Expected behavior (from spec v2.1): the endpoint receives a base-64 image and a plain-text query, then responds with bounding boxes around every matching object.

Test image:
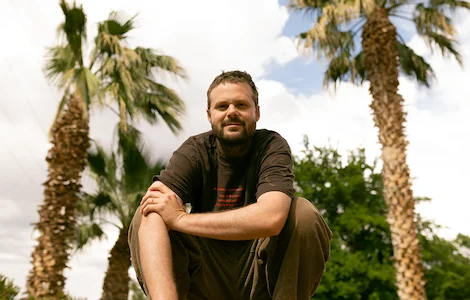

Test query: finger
[142,203,161,216]
[141,190,163,206]
[148,180,172,194]
[141,196,161,213]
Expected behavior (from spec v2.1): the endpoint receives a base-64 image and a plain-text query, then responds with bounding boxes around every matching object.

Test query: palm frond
[44,45,76,87]
[74,67,102,118]
[116,60,136,102]
[87,144,110,178]
[59,0,87,66]
[75,222,106,250]
[117,124,144,165]
[77,136,167,250]
[134,47,187,79]
[288,0,331,12]
[422,31,462,65]
[91,145,118,190]
[101,11,137,37]
[414,4,455,36]
[297,20,356,60]
[76,191,115,220]
[397,42,435,87]
[121,47,142,68]
[76,192,94,216]
[134,81,186,133]
[97,49,140,115]
[430,0,470,11]
[118,130,160,193]
[89,192,116,217]
[92,12,138,62]
[323,49,365,88]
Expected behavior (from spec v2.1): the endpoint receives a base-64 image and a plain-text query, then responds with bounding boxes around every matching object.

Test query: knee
[291,197,332,241]
[292,197,321,229]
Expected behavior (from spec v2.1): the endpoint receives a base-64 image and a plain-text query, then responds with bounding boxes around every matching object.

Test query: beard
[212,117,255,146]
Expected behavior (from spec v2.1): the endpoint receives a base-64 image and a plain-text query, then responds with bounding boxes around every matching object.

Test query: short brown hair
[206,70,259,109]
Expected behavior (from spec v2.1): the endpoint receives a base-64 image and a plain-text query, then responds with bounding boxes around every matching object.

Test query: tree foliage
[0,274,20,300]
[289,0,469,89]
[293,138,470,299]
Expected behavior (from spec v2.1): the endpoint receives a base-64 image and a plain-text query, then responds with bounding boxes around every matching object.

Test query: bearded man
[129,70,332,300]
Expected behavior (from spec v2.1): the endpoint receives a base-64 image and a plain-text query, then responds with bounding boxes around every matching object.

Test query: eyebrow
[215,99,250,105]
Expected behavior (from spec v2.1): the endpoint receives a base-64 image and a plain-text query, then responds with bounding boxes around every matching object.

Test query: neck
[217,139,252,159]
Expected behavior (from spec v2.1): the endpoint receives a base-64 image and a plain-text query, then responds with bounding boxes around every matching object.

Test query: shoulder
[253,129,291,152]
[177,130,215,151]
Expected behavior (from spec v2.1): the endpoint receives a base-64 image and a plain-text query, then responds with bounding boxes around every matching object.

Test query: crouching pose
[129,70,332,300]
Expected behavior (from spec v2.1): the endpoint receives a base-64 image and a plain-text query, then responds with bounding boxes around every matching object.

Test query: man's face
[207,82,260,145]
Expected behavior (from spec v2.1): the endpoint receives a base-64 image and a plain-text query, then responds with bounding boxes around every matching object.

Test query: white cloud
[0,0,298,299]
[257,19,470,241]
[0,0,469,299]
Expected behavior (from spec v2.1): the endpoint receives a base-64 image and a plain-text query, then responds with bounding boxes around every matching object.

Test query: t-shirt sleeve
[256,134,295,199]
[152,138,199,205]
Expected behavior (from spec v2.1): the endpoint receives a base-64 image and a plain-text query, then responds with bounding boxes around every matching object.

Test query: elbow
[266,214,287,237]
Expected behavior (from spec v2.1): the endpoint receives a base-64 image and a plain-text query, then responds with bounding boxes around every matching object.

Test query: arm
[174,191,291,240]
[141,182,291,240]
[141,132,295,240]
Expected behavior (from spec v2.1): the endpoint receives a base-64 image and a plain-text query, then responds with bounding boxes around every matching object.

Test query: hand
[140,181,187,230]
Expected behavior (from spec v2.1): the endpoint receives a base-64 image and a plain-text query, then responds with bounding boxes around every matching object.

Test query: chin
[223,133,243,141]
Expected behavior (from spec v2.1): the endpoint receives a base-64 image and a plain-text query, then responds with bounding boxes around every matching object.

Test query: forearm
[138,213,177,300]
[173,202,284,240]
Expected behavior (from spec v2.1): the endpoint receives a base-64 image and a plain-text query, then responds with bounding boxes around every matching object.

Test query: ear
[256,106,260,122]
[206,108,211,122]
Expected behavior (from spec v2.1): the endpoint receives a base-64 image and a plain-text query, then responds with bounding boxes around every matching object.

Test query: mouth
[224,123,243,127]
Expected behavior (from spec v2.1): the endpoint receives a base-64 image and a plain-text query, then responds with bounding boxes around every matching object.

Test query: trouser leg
[128,208,210,299]
[241,197,333,300]
[129,197,332,300]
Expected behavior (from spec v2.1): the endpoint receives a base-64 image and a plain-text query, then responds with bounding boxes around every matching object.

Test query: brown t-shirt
[153,129,295,213]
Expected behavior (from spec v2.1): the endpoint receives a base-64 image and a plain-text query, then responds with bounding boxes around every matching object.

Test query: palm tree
[26,3,186,298]
[91,12,187,135]
[288,0,469,299]
[75,129,165,300]
[26,2,100,298]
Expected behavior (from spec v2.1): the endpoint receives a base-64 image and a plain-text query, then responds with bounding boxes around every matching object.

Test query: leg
[128,209,177,299]
[128,209,216,300]
[258,197,332,300]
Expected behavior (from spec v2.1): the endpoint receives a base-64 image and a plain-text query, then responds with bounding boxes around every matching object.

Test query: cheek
[242,112,257,123]
[210,113,224,124]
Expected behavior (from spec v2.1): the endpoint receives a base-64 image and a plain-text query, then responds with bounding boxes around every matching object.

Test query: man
[128,70,332,300]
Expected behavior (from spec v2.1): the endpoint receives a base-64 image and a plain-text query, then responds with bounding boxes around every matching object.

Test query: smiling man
[128,70,332,300]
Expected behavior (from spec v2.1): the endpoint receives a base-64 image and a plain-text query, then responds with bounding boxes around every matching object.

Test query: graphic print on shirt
[213,156,248,211]
[214,186,245,210]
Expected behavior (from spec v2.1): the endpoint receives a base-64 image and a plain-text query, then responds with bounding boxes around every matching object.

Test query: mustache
[222,118,245,126]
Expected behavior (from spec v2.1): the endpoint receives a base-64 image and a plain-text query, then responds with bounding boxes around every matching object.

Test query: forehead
[209,82,254,104]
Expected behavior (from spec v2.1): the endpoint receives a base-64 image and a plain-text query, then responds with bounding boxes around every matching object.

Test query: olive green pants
[128,197,332,300]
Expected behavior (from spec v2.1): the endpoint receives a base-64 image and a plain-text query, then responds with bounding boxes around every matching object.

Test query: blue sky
[267,0,327,95]
[268,0,421,96]
[1,1,469,299]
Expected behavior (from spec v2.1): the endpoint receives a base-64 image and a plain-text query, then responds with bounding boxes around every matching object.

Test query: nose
[226,104,239,117]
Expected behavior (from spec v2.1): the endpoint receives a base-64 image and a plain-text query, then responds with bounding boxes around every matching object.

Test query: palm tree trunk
[362,7,427,300]
[25,95,90,299]
[101,227,131,300]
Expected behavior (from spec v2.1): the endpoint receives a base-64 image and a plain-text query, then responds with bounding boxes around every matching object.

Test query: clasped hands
[140,181,187,230]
